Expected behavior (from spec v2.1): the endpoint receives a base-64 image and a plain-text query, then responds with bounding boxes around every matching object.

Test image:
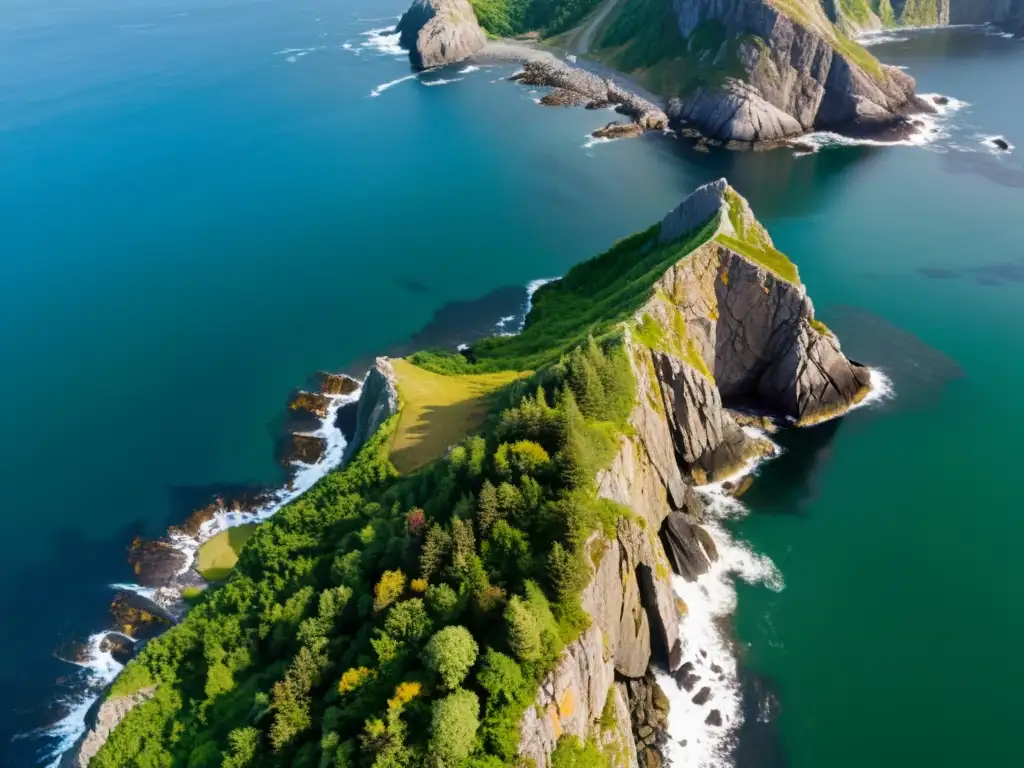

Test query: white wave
[458,65,481,74]
[494,314,517,331]
[982,134,1015,153]
[369,73,418,97]
[582,134,614,149]
[358,15,402,23]
[793,94,966,156]
[658,487,783,768]
[857,32,909,46]
[521,278,558,331]
[566,53,577,63]
[360,25,404,56]
[37,632,127,767]
[421,77,464,87]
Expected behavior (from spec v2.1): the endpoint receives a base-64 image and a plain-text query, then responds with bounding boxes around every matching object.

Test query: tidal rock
[705,708,723,727]
[316,371,360,396]
[993,137,1010,151]
[692,686,713,706]
[109,591,173,640]
[395,0,485,69]
[288,390,332,419]
[540,88,589,107]
[592,121,643,140]
[933,95,950,106]
[659,512,717,582]
[99,633,135,666]
[126,537,187,587]
[281,433,326,465]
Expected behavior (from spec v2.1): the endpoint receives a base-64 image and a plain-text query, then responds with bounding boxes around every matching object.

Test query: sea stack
[395,0,486,69]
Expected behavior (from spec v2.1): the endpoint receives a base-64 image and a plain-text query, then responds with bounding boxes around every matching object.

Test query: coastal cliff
[828,0,1024,34]
[395,0,486,68]
[80,179,872,768]
[587,0,929,143]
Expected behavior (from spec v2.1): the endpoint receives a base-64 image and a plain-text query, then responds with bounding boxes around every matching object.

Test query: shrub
[430,689,480,766]
[425,626,479,689]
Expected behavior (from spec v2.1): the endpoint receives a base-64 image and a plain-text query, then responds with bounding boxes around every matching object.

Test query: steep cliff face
[395,0,487,69]
[667,0,927,141]
[60,688,155,768]
[343,357,398,462]
[516,178,870,767]
[831,0,1023,33]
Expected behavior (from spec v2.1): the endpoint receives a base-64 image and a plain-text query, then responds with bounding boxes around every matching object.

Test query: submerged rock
[395,0,486,69]
[281,433,327,466]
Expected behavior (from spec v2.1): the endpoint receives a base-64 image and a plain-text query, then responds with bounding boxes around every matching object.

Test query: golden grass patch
[388,359,529,473]
[196,523,257,581]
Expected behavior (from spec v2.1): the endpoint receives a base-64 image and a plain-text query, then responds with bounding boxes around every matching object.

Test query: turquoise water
[1,1,1021,764]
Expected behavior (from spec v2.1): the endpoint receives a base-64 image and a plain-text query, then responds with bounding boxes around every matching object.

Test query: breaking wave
[369,73,418,97]
[657,463,783,767]
[793,94,968,156]
[421,77,464,87]
[458,65,481,74]
[360,25,403,57]
[657,374,894,765]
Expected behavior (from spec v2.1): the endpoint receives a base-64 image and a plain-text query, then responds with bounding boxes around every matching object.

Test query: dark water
[1,2,1021,764]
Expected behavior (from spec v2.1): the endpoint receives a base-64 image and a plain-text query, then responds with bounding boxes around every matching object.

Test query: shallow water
[0,3,1021,764]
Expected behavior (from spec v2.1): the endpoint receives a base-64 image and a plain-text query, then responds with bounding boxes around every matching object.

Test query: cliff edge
[395,0,486,69]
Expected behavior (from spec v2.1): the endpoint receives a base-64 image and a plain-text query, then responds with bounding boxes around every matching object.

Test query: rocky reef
[395,0,486,69]
[511,58,668,138]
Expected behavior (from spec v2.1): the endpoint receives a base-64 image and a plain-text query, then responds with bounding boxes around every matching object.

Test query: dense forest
[468,0,604,38]
[93,217,717,768]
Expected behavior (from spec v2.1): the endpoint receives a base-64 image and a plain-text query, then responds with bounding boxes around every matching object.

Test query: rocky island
[395,0,1022,148]
[69,179,877,767]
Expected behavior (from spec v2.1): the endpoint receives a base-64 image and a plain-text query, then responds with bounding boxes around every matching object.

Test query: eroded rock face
[512,59,668,135]
[344,358,399,462]
[60,687,155,768]
[664,0,930,142]
[395,0,486,69]
[660,512,718,582]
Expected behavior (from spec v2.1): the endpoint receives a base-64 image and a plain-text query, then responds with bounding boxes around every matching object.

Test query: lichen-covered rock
[60,687,155,768]
[344,358,399,461]
[395,0,486,69]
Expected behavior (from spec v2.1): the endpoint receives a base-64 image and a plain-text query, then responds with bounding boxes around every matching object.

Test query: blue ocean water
[1,1,1022,765]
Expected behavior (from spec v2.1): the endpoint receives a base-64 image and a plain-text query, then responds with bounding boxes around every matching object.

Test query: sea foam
[370,73,418,97]
[360,26,404,57]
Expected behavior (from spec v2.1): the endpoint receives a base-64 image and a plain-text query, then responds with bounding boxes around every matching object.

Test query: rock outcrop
[344,358,399,461]
[395,0,486,69]
[511,58,668,136]
[60,687,155,768]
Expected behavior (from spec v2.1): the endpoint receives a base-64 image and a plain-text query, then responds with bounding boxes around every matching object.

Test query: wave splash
[656,370,892,766]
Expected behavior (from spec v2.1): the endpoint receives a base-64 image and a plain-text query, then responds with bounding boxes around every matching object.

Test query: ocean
[0,1,1021,765]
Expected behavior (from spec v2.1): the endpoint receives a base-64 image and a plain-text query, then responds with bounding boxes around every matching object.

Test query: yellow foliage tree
[373,569,406,612]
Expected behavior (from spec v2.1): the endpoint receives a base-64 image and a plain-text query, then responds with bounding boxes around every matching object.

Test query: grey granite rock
[395,0,486,69]
[344,358,399,462]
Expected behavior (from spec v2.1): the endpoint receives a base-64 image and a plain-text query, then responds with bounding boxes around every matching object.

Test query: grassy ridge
[469,0,605,37]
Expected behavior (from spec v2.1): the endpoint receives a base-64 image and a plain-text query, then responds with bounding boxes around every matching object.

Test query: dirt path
[569,0,622,55]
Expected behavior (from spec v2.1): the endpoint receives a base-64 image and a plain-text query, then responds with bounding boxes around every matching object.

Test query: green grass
[412,216,720,376]
[388,359,530,473]
[718,189,800,285]
[631,309,712,380]
[809,318,832,336]
[196,524,257,581]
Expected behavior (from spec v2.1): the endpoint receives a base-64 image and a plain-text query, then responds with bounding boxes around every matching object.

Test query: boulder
[659,512,717,582]
[395,0,486,69]
[316,371,360,396]
[126,537,188,587]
